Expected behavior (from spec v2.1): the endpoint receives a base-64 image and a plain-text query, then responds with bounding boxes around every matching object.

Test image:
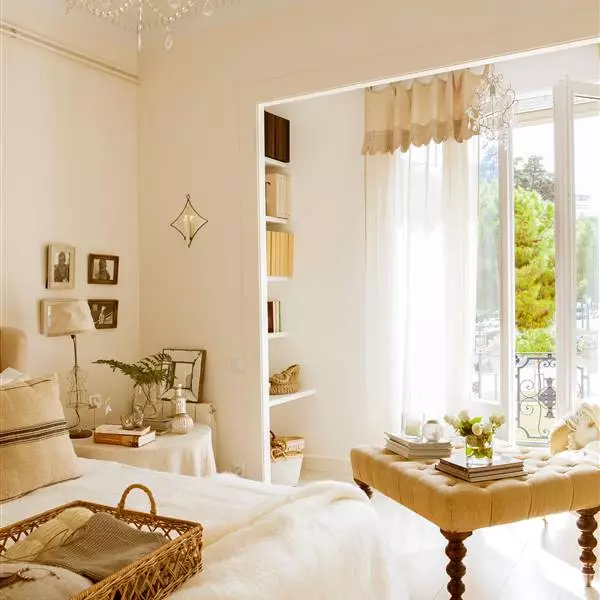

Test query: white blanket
[1,458,405,600]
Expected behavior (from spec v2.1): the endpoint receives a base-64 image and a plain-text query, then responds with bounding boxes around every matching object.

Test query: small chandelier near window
[466,65,517,147]
[65,0,232,51]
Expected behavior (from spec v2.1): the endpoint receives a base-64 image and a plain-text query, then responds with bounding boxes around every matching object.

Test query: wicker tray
[0,483,203,600]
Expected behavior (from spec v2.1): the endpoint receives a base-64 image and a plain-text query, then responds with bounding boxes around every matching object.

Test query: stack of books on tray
[384,432,452,459]
[435,454,526,482]
[93,424,156,448]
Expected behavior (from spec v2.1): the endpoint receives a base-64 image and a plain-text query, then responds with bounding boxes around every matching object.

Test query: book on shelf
[266,231,294,277]
[95,424,151,436]
[266,173,291,219]
[93,430,156,448]
[267,300,282,333]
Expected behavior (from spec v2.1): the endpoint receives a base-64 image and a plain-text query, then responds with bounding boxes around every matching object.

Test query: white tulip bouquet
[444,411,506,463]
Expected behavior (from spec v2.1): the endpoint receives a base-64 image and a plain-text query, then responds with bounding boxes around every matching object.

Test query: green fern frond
[93,352,172,386]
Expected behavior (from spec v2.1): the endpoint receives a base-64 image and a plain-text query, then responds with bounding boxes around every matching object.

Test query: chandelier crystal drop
[466,65,517,147]
[65,0,234,50]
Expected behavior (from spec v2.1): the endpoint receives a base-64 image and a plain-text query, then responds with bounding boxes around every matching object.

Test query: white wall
[0,25,139,418]
[268,91,367,474]
[1,0,137,74]
[138,0,600,480]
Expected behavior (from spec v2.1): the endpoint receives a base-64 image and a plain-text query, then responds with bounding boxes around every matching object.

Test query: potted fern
[94,352,171,419]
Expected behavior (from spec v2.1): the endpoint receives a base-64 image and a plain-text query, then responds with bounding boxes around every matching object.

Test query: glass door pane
[554,81,600,421]
[512,118,557,443]
[574,96,600,400]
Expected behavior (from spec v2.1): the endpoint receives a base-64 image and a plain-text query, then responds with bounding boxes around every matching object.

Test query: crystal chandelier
[65,0,231,50]
[466,65,517,147]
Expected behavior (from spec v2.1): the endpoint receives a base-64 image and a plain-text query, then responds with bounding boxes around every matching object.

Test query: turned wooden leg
[441,530,472,600]
[577,506,599,587]
[353,478,373,499]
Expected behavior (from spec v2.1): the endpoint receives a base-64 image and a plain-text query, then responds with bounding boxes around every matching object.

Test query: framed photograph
[87,299,119,329]
[46,244,75,290]
[88,254,119,285]
[160,348,207,403]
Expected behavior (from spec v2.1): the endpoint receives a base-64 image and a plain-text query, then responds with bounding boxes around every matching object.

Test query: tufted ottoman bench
[351,445,600,600]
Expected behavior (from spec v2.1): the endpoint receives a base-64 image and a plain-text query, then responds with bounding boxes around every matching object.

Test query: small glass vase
[465,434,493,466]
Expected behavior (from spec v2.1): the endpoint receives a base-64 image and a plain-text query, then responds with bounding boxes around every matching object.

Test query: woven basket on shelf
[270,431,305,486]
[0,484,203,600]
[269,364,300,395]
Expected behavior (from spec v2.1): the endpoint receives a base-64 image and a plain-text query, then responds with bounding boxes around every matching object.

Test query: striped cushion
[0,374,81,502]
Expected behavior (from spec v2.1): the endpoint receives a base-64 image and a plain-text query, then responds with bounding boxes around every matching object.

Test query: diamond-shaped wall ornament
[170,194,208,248]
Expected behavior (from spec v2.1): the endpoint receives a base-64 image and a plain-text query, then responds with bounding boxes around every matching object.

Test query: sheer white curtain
[366,139,479,433]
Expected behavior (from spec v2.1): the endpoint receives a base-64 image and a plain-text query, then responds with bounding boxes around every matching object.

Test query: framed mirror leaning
[161,348,207,403]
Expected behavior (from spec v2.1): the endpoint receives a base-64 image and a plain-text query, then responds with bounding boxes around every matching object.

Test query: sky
[512,112,600,214]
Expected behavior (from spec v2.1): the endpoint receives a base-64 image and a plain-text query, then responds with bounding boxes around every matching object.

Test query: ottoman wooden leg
[441,530,472,600]
[577,506,599,587]
[353,478,373,499]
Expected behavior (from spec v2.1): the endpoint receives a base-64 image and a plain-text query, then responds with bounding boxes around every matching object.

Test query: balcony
[473,351,591,444]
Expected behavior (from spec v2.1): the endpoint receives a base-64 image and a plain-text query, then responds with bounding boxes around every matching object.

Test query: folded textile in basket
[0,561,92,599]
[36,512,166,581]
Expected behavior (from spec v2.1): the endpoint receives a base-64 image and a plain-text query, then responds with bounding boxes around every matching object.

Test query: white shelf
[268,331,289,339]
[265,157,289,168]
[266,215,289,225]
[267,276,289,282]
[269,388,316,407]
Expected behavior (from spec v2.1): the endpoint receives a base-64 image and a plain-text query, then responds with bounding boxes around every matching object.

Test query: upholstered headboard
[0,327,27,372]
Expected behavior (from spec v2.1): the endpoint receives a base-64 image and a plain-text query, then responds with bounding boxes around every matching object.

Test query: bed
[0,328,405,599]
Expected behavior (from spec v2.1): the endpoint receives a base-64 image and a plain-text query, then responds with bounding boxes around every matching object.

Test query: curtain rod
[0,21,139,85]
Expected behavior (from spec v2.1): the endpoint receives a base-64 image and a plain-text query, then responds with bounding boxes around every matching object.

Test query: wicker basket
[0,484,203,600]
[269,364,300,395]
[270,431,305,486]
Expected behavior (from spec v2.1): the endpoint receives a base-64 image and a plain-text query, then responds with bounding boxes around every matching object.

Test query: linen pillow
[0,368,29,386]
[0,374,81,502]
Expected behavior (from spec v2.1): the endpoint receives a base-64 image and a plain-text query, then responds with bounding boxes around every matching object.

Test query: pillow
[0,374,81,502]
[0,369,29,386]
[0,562,92,599]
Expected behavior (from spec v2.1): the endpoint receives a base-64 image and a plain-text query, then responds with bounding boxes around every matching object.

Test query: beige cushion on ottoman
[0,375,81,502]
[351,446,600,532]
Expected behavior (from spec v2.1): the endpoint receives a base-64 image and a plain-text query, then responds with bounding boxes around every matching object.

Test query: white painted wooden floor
[301,470,600,600]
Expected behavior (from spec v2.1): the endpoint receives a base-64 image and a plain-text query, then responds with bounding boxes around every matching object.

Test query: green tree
[576,216,599,302]
[514,156,555,203]
[514,187,555,332]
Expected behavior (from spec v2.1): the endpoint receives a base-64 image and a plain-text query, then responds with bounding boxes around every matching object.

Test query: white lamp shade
[45,300,95,336]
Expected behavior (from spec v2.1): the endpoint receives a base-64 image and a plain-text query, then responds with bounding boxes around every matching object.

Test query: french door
[471,80,600,445]
[554,80,600,420]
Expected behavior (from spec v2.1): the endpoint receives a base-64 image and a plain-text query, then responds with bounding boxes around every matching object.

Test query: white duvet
[1,458,405,600]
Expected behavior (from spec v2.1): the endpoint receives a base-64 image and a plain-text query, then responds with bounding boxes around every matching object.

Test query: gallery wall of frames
[45,243,120,330]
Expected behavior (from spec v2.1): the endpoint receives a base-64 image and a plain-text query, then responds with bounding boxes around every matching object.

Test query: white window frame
[554,79,600,417]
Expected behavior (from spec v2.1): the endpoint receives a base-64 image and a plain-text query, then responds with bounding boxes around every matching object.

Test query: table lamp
[45,300,95,438]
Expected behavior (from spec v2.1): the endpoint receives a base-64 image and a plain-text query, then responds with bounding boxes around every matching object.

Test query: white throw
[1,459,406,600]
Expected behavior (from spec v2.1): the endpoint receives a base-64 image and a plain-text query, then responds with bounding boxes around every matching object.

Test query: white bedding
[1,458,405,599]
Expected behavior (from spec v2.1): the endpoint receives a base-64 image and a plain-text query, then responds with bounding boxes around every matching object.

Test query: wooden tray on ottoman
[0,484,203,600]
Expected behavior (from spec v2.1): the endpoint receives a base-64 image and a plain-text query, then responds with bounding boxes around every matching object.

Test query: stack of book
[267,300,282,333]
[266,173,291,219]
[435,454,526,482]
[266,231,294,277]
[93,424,156,448]
[384,432,452,459]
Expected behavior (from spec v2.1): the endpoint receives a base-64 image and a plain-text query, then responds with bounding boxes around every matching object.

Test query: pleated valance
[362,68,486,154]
